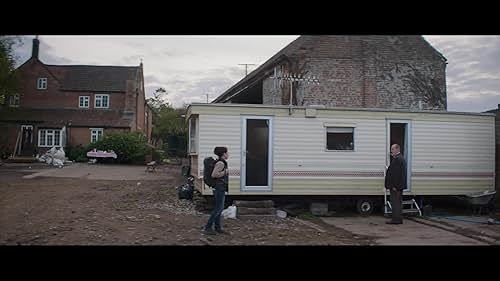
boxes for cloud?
[448,93,500,112]
[425,35,500,112]
[142,65,249,107]
[144,74,164,85]
[165,75,238,107]
[122,55,142,65]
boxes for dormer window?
[37,78,47,90]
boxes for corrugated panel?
[198,115,242,177]
[411,179,494,195]
[189,104,493,122]
[213,177,494,196]
[412,120,495,174]
[273,117,386,170]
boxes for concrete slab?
[22,163,175,181]
[320,216,487,245]
[424,216,500,242]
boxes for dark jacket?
[385,153,406,191]
[212,158,228,192]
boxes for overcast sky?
[12,35,500,112]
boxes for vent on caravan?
[305,108,317,118]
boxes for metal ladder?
[384,188,422,216]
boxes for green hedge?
[66,145,88,162]
[87,132,150,164]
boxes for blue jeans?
[205,188,226,231]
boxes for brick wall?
[67,127,129,148]
[262,36,447,110]
[67,127,92,147]
[124,80,137,131]
[0,124,21,157]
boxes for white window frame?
[188,117,198,154]
[325,126,355,151]
[79,96,90,108]
[90,128,103,143]
[37,78,48,90]
[9,94,20,107]
[94,94,110,109]
[38,129,62,147]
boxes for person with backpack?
[203,146,230,235]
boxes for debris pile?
[36,147,70,168]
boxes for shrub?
[153,149,166,162]
[86,132,149,164]
[66,145,88,162]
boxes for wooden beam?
[12,128,21,157]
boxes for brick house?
[0,37,152,158]
[213,35,447,110]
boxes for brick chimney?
[32,36,39,59]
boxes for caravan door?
[386,119,412,192]
[241,116,273,192]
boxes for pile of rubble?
[36,147,71,168]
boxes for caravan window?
[326,127,354,151]
[189,117,197,154]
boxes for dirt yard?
[0,163,368,245]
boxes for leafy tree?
[147,88,187,155]
[0,36,22,106]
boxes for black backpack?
[203,157,220,188]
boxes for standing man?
[385,144,406,224]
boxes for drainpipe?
[66,121,72,148]
[289,79,293,115]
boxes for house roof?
[45,64,141,92]
[212,36,305,103]
[212,35,448,103]
[0,108,132,128]
[484,105,500,114]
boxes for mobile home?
[186,103,495,213]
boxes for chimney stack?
[32,36,39,59]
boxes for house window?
[9,94,20,107]
[79,96,90,108]
[90,128,103,143]
[37,78,48,90]
[95,94,109,108]
[38,129,61,147]
[189,118,197,153]
[326,127,354,151]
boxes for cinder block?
[310,202,328,216]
